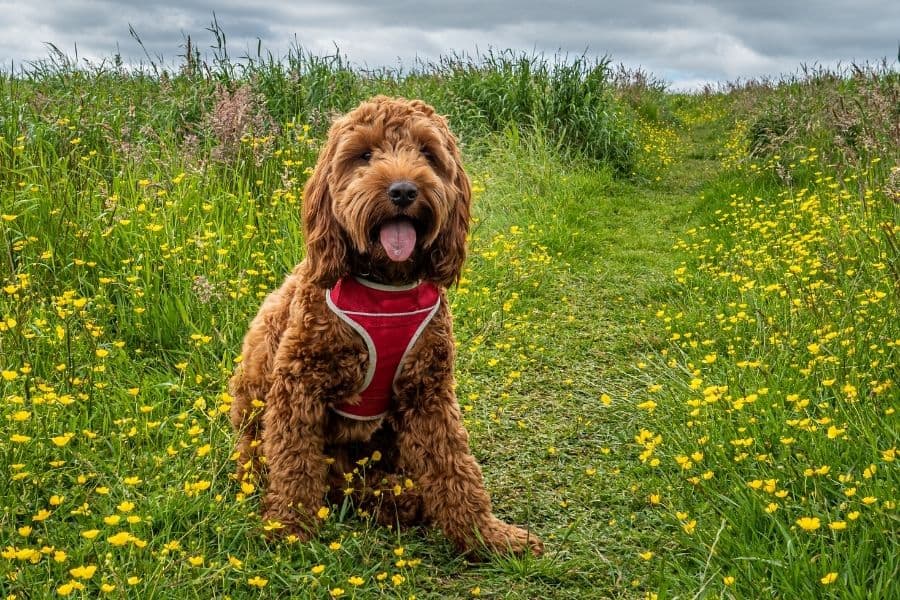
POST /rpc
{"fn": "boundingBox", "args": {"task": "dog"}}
[229,96,542,556]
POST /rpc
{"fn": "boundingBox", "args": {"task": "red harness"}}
[326,276,441,420]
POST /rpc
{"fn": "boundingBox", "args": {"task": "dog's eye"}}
[421,147,435,163]
[360,151,372,161]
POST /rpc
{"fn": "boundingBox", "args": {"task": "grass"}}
[631,73,899,598]
[1,46,897,599]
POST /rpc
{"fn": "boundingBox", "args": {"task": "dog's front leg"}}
[394,394,542,556]
[260,376,329,539]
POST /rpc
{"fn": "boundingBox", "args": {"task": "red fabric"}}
[327,276,440,419]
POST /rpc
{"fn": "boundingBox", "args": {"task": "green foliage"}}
[420,51,638,172]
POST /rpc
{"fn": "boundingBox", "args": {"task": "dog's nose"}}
[388,181,418,208]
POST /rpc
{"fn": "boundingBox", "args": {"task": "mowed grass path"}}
[434,107,726,598]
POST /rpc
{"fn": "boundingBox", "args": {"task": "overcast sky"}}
[0,1,897,89]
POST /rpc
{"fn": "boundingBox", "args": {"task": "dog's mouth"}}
[377,217,418,262]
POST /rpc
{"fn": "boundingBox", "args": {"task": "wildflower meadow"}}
[1,43,897,599]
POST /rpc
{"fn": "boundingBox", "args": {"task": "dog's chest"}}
[325,276,440,421]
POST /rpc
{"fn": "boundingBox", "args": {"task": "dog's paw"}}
[480,520,544,557]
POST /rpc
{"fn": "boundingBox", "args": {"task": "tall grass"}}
[228,47,639,172]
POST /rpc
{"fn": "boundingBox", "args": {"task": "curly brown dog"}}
[229,96,543,556]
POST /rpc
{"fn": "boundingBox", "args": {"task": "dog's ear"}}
[303,124,348,288]
[429,121,471,287]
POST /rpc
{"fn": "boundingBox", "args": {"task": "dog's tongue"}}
[379,219,417,262]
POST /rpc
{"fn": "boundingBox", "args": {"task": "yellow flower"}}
[637,400,657,412]
[826,425,846,439]
[100,583,117,593]
[57,582,82,596]
[796,517,821,531]
[117,501,135,513]
[330,588,345,598]
[247,576,268,588]
[127,577,141,585]
[829,521,847,530]
[348,576,364,586]
[311,564,325,575]
[107,532,132,546]
[262,520,284,532]
[329,541,342,550]
[723,576,735,586]
[820,572,838,585]
[187,555,204,566]
[317,506,330,519]
[32,509,51,522]
[51,433,74,447]
[69,565,97,579]
[639,551,654,560]
[81,529,100,539]
[682,520,697,534]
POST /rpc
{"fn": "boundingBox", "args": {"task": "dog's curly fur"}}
[229,96,543,556]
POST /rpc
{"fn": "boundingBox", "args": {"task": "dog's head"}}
[302,96,471,288]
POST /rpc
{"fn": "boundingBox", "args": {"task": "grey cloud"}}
[0,0,896,89]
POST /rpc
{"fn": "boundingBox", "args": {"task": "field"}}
[1,47,897,598]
